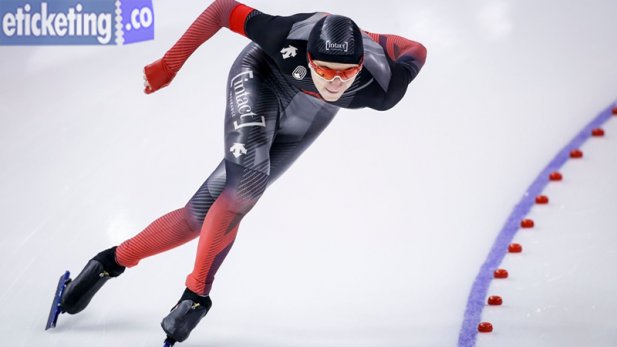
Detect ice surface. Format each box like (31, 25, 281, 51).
(1, 0, 616, 346)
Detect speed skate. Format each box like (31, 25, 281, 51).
(45, 271, 71, 330)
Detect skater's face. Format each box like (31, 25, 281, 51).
(309, 58, 362, 102)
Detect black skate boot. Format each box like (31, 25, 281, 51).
(161, 288, 212, 346)
(60, 246, 125, 314)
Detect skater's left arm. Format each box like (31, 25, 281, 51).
(364, 31, 427, 110)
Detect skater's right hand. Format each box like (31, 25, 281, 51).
(143, 58, 176, 94)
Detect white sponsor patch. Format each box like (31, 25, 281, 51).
(229, 143, 247, 158)
(280, 45, 298, 59)
(292, 65, 307, 80)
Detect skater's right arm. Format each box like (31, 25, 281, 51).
(144, 0, 245, 94)
(143, 1, 311, 94)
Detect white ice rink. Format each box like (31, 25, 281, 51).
(1, 0, 617, 346)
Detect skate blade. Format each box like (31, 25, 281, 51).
(163, 337, 176, 347)
(45, 271, 71, 330)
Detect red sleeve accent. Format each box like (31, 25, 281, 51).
(144, 0, 254, 93)
(364, 31, 427, 66)
(228, 4, 255, 37)
(162, 0, 242, 74)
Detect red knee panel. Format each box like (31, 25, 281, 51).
(116, 208, 199, 267)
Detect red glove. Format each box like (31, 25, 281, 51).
(143, 58, 176, 94)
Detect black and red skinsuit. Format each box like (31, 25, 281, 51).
(116, 0, 427, 296)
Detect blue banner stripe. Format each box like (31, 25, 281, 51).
(0, 0, 153, 45)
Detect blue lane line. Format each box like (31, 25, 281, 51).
(457, 101, 616, 347)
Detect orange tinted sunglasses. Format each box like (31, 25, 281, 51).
(307, 53, 363, 81)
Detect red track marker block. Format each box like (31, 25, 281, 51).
(488, 296, 503, 306)
(570, 149, 583, 158)
(521, 219, 535, 228)
(592, 128, 605, 137)
(494, 269, 509, 279)
(478, 322, 493, 333)
(508, 243, 523, 253)
(549, 171, 563, 181)
(612, 106, 617, 115)
(535, 195, 549, 204)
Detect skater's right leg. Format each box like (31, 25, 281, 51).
(114, 208, 201, 267)
(115, 162, 227, 267)
(61, 164, 227, 315)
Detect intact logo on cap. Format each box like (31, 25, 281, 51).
(325, 40, 349, 53)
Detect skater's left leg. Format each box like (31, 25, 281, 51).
(162, 50, 280, 342)
(183, 91, 341, 297)
(185, 160, 269, 296)
(161, 92, 341, 344)
(163, 159, 271, 342)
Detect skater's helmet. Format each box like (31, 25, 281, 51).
(307, 15, 364, 65)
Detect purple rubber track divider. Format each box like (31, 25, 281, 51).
(458, 100, 616, 347)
